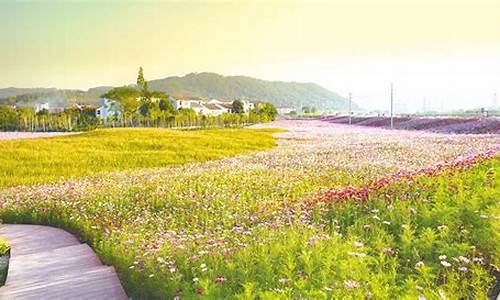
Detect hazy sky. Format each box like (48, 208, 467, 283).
(1, 0, 499, 111)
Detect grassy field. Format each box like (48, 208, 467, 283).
(0, 121, 498, 298)
(0, 128, 279, 188)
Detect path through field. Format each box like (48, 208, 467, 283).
(0, 224, 127, 300)
(0, 132, 79, 140)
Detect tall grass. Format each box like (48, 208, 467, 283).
(0, 128, 279, 188)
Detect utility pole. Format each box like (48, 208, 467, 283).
(348, 92, 352, 125)
(390, 83, 394, 129)
(422, 96, 426, 115)
(494, 91, 498, 108)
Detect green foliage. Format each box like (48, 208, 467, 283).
(255, 102, 278, 121)
(0, 238, 9, 256)
(302, 106, 317, 114)
(0, 105, 99, 132)
(1, 70, 280, 131)
(102, 86, 141, 113)
(0, 128, 279, 188)
(136, 66, 149, 96)
(0, 237, 8, 287)
(232, 100, 244, 113)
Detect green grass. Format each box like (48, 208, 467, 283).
(0, 128, 279, 188)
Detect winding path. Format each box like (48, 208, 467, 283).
(0, 224, 127, 300)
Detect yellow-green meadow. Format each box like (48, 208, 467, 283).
(0, 128, 279, 188)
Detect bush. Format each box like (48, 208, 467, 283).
(0, 237, 9, 256)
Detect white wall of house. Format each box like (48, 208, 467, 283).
(169, 96, 204, 110)
(241, 100, 255, 113)
(277, 107, 297, 115)
(35, 103, 50, 113)
(96, 98, 120, 123)
(168, 97, 255, 115)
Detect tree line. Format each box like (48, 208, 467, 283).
(0, 68, 277, 132)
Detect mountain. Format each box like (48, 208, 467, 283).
(0, 87, 58, 99)
(148, 72, 352, 111)
(0, 73, 354, 111)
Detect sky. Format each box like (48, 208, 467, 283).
(1, 0, 499, 112)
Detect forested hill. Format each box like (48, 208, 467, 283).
(148, 72, 351, 111)
(1, 72, 353, 111)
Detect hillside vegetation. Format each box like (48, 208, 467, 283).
(0, 72, 351, 111)
(148, 72, 351, 111)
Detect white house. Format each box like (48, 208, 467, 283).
(168, 96, 255, 115)
(34, 102, 66, 114)
(35, 102, 50, 113)
(277, 107, 297, 116)
(201, 102, 227, 116)
(96, 98, 121, 124)
(208, 99, 233, 113)
(169, 96, 205, 110)
(241, 100, 255, 113)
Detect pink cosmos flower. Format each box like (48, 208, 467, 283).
(383, 247, 395, 255)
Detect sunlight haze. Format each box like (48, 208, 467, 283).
(1, 0, 499, 111)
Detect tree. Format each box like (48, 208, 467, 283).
(102, 86, 141, 125)
(232, 99, 245, 113)
(150, 91, 175, 113)
(137, 67, 147, 90)
(137, 66, 149, 98)
(0, 105, 18, 130)
(6, 97, 16, 106)
(256, 102, 278, 120)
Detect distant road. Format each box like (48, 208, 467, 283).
(0, 132, 80, 140)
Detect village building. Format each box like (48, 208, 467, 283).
(277, 106, 297, 116)
(95, 98, 121, 124)
(35, 102, 50, 113)
(168, 96, 205, 110)
(34, 102, 65, 114)
(201, 102, 227, 116)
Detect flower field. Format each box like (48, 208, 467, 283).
(321, 115, 500, 134)
(0, 120, 499, 298)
